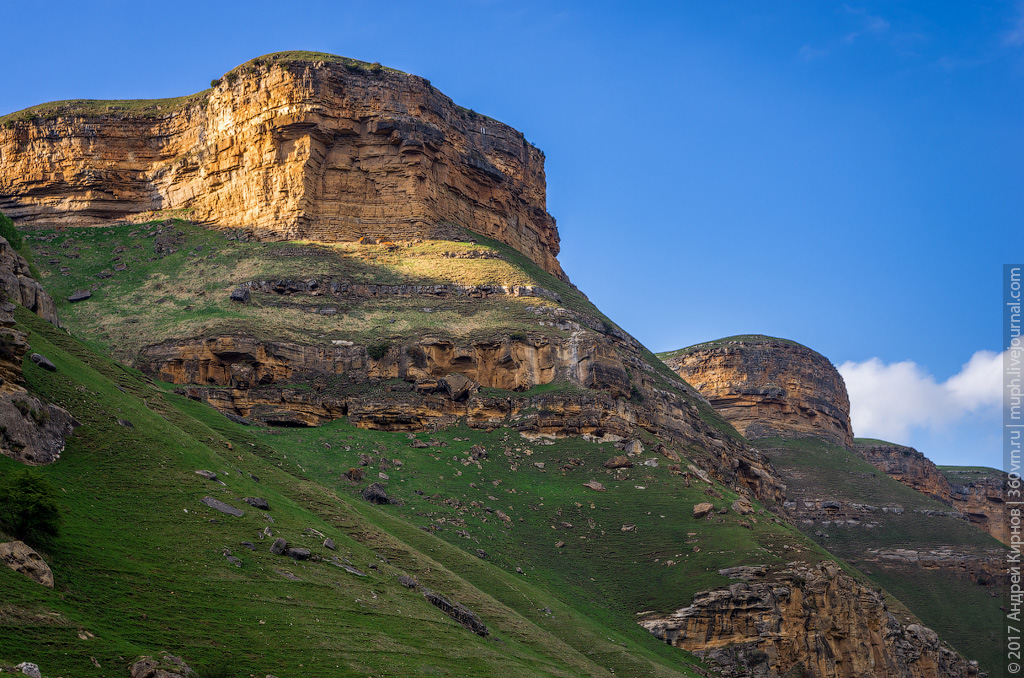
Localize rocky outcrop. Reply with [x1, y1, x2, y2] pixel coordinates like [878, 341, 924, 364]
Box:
[944, 468, 1009, 546]
[0, 540, 54, 588]
[640, 562, 978, 678]
[129, 653, 194, 678]
[143, 330, 784, 502]
[0, 262, 77, 465]
[853, 441, 1009, 545]
[0, 53, 565, 279]
[664, 336, 854, 448]
[853, 441, 952, 502]
[0, 236, 59, 326]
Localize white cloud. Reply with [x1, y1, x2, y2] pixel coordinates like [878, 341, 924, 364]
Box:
[838, 350, 1003, 442]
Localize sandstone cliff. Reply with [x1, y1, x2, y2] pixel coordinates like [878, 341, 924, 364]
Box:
[141, 328, 785, 504]
[853, 441, 1008, 545]
[662, 336, 854, 448]
[640, 562, 979, 678]
[0, 52, 565, 279]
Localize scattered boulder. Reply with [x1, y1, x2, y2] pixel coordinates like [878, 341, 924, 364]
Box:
[625, 439, 644, 456]
[693, 502, 715, 519]
[642, 458, 659, 468]
[398, 574, 419, 589]
[732, 497, 754, 515]
[117, 418, 134, 428]
[194, 470, 218, 481]
[28, 353, 56, 372]
[15, 663, 41, 678]
[226, 555, 242, 567]
[270, 538, 288, 555]
[621, 523, 637, 532]
[410, 439, 429, 449]
[362, 482, 390, 504]
[469, 445, 488, 460]
[423, 589, 489, 636]
[603, 455, 633, 469]
[582, 481, 606, 492]
[0, 541, 54, 588]
[240, 541, 256, 550]
[323, 538, 336, 550]
[229, 287, 250, 303]
[344, 468, 365, 482]
[200, 496, 244, 517]
[283, 547, 311, 560]
[67, 289, 91, 303]
[129, 652, 193, 678]
[555, 541, 565, 548]
[242, 497, 270, 510]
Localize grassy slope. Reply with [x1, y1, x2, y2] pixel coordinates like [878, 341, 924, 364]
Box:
[27, 221, 690, 400]
[0, 308, 700, 677]
[759, 436, 1005, 673]
[30, 221, 580, 360]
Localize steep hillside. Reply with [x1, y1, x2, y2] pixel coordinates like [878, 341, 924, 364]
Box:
[853, 439, 1008, 544]
[0, 52, 985, 678]
[661, 336, 1004, 675]
[1, 306, 705, 677]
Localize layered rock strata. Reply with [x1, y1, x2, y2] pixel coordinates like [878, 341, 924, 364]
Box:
[854, 441, 1008, 545]
[664, 336, 854, 448]
[0, 54, 565, 279]
[140, 330, 785, 503]
[640, 562, 978, 678]
[0, 244, 78, 464]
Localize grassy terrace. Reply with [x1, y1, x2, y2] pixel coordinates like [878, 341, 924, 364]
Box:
[656, 334, 812, 361]
[0, 52, 408, 126]
[0, 92, 211, 125]
[26, 220, 609, 363]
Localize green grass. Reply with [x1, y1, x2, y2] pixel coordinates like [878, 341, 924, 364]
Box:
[256, 418, 836, 669]
[760, 436, 1005, 673]
[0, 51, 408, 126]
[24, 221, 697, 404]
[0, 93, 211, 126]
[657, 335, 813, 361]
[938, 465, 1006, 482]
[1, 306, 709, 677]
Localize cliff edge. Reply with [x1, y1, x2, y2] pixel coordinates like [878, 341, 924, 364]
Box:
[0, 52, 565, 279]
[661, 335, 854, 448]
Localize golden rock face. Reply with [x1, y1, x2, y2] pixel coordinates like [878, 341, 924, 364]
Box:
[641, 562, 977, 678]
[664, 337, 855, 448]
[0, 59, 565, 279]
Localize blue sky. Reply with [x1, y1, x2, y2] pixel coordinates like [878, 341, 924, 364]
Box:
[4, 1, 1022, 467]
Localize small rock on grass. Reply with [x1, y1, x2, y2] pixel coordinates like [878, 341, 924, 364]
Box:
[201, 496, 244, 517]
[243, 497, 270, 510]
[693, 502, 714, 519]
[29, 353, 56, 371]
